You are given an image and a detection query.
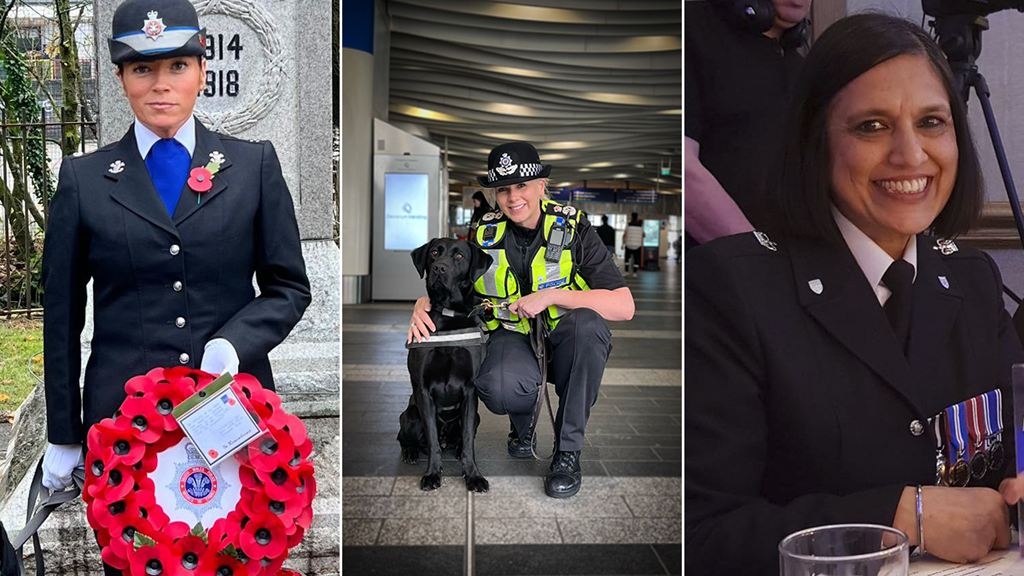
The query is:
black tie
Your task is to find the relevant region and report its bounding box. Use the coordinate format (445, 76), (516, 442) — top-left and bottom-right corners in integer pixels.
(882, 259), (914, 352)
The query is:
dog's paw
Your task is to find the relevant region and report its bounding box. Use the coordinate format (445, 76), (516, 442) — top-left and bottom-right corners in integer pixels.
(402, 448), (419, 465)
(420, 472), (443, 491)
(465, 475), (489, 493)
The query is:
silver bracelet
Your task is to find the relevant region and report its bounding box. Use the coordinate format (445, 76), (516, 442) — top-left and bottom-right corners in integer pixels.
(916, 485), (925, 556)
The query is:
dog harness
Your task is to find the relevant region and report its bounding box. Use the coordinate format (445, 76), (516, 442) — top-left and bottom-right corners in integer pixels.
(471, 200), (590, 334)
(404, 326), (488, 350)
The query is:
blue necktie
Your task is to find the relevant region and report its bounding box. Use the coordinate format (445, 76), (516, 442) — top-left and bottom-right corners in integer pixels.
(145, 138), (190, 216)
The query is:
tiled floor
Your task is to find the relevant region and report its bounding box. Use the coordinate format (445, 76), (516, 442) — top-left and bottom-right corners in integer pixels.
(342, 258), (682, 576)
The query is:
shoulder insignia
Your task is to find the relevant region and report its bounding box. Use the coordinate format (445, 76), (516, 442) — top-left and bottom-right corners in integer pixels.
(561, 205), (577, 217)
(934, 239), (958, 255)
(482, 212), (495, 223)
(753, 230), (777, 251)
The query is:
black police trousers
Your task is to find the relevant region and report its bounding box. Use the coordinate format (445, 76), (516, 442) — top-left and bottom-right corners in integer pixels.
(475, 308), (612, 452)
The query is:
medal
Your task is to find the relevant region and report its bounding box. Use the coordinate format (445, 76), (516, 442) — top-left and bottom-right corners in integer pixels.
(982, 390), (1006, 472)
(966, 397), (988, 480)
(931, 415), (947, 486)
(946, 403), (970, 487)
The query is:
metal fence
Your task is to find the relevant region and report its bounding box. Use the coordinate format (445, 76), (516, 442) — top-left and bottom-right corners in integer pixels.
(0, 107), (96, 318)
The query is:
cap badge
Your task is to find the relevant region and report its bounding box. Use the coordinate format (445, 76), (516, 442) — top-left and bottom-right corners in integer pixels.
(142, 11), (165, 40)
(808, 279), (823, 295)
(108, 160), (125, 174)
(495, 153), (517, 177)
(939, 276), (950, 289)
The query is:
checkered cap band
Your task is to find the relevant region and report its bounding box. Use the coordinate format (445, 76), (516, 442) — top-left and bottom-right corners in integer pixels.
(487, 163), (543, 183)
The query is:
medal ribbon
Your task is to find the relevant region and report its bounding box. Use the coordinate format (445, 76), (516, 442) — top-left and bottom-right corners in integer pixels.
(967, 397), (984, 458)
(946, 404), (967, 465)
(982, 389), (1003, 444)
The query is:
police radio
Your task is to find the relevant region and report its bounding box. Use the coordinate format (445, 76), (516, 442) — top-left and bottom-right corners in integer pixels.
(545, 219), (568, 262)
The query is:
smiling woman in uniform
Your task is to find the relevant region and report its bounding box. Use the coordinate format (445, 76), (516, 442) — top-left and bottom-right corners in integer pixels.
(686, 13), (1024, 574)
(40, 1), (310, 573)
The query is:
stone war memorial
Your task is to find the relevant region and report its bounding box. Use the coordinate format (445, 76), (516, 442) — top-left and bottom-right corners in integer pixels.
(0, 0), (339, 573)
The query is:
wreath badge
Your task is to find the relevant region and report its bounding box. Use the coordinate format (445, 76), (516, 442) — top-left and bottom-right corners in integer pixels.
(84, 367), (314, 576)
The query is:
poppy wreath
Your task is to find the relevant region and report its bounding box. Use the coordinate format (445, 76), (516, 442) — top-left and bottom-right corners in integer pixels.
(83, 367), (315, 576)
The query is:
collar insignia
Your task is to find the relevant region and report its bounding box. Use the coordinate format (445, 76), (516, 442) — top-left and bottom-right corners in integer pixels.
(934, 239), (958, 255)
(108, 160), (125, 174)
(142, 11), (165, 40)
(753, 230), (777, 251)
(939, 276), (950, 289)
(808, 279), (823, 295)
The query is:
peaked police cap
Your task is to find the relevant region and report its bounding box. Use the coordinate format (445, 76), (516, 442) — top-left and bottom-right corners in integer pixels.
(109, 0), (206, 65)
(477, 142), (552, 188)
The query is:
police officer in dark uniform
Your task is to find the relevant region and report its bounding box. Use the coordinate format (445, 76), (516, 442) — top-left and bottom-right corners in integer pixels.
(409, 143), (635, 498)
(40, 3), (310, 566)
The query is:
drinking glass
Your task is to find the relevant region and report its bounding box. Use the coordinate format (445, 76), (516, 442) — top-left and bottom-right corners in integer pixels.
(779, 523), (909, 576)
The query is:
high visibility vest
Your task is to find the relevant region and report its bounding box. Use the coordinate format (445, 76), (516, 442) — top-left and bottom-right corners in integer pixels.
(472, 200), (591, 334)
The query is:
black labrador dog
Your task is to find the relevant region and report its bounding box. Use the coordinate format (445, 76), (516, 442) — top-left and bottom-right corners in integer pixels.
(398, 238), (493, 492)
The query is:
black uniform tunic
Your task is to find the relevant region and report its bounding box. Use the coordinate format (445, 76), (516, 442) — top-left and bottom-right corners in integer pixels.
(42, 119), (311, 445)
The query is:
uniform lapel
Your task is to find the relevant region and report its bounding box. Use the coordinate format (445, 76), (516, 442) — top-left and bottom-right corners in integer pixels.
(106, 126), (178, 238)
(906, 236), (964, 376)
(172, 119), (231, 226)
(789, 236), (915, 399)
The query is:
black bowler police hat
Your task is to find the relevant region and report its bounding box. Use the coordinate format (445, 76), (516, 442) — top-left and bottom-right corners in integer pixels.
(109, 0), (206, 65)
(477, 142), (552, 188)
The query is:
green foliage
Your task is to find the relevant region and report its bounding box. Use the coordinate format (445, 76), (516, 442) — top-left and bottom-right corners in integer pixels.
(133, 532), (158, 551)
(0, 318), (42, 416)
(0, 40), (55, 206)
(191, 522), (209, 544)
(218, 543), (241, 559)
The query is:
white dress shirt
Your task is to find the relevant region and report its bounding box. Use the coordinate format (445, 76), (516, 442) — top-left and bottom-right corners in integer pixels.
(134, 114), (196, 160)
(832, 206), (917, 307)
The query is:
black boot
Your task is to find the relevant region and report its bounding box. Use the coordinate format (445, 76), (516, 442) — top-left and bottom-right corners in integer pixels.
(507, 419), (536, 458)
(545, 450), (581, 498)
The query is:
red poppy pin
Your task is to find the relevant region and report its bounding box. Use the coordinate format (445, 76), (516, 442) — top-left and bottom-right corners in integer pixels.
(188, 151), (224, 203)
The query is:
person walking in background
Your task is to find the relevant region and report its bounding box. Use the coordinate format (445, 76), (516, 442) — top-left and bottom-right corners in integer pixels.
(595, 215), (616, 260)
(622, 212), (644, 277)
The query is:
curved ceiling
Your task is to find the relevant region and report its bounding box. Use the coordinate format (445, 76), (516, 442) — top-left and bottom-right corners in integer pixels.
(386, 0), (682, 193)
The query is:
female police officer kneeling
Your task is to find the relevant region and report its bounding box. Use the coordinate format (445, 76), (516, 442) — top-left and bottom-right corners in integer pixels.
(40, 1), (310, 572)
(409, 142), (634, 498)
(686, 13), (1023, 574)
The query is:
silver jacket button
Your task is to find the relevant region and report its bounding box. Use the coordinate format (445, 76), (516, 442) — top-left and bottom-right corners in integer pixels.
(173, 281), (183, 292)
(175, 317), (186, 328)
(170, 244), (180, 255)
(179, 352), (190, 364)
(910, 420), (924, 437)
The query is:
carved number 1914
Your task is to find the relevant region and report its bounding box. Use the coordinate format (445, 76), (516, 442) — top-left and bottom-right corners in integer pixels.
(204, 32), (243, 98)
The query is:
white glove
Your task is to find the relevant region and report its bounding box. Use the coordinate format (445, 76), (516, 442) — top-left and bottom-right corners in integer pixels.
(200, 338), (239, 376)
(42, 442), (84, 491)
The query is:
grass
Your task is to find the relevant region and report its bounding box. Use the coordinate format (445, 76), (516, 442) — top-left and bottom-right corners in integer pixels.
(0, 317), (43, 417)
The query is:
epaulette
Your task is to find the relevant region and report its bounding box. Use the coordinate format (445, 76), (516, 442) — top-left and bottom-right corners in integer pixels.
(480, 209), (505, 223)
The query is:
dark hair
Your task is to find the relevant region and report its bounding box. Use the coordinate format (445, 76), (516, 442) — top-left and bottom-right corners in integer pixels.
(630, 212), (639, 223)
(771, 13), (983, 241)
(471, 191), (493, 224)
(602, 215), (609, 224)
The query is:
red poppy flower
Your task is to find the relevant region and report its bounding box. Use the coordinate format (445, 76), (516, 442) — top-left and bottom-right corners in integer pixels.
(293, 462), (316, 508)
(173, 534), (206, 576)
(190, 369), (216, 388)
(248, 389), (287, 429)
(241, 489), (302, 531)
(147, 378), (196, 431)
(128, 542), (176, 576)
(102, 543), (130, 570)
(106, 515), (158, 567)
(247, 429), (295, 473)
(232, 374), (263, 401)
(249, 554), (284, 576)
(286, 525), (304, 549)
(188, 167), (214, 193)
(89, 492), (142, 529)
(119, 396), (166, 444)
(87, 462), (136, 502)
(254, 465), (301, 503)
(238, 512), (287, 560)
(197, 548), (249, 576)
(96, 419), (146, 466)
(125, 374), (156, 396)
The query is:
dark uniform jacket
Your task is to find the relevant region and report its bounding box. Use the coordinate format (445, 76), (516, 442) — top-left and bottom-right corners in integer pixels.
(685, 231), (1022, 575)
(42, 120), (311, 445)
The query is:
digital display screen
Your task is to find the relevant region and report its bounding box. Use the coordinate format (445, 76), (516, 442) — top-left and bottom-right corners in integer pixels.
(643, 220), (660, 247)
(384, 173), (429, 250)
